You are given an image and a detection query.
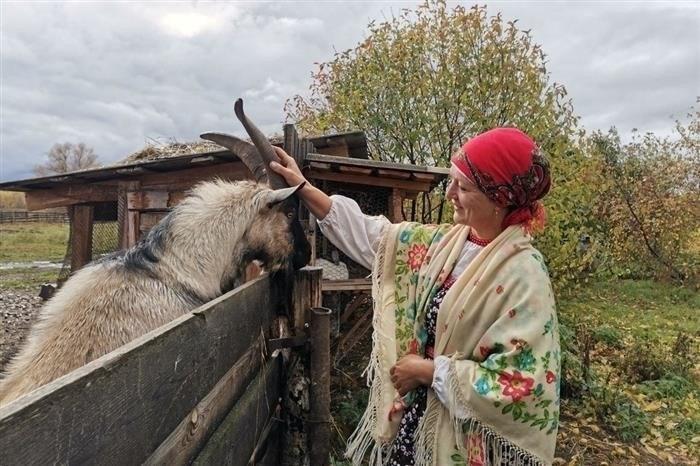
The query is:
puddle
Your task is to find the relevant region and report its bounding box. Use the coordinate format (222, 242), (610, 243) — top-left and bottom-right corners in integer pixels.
(0, 261), (63, 270)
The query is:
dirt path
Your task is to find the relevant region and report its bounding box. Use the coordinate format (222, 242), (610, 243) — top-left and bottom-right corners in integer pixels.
(0, 291), (43, 372)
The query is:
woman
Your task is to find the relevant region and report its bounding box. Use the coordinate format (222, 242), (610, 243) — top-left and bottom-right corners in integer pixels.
(270, 127), (560, 466)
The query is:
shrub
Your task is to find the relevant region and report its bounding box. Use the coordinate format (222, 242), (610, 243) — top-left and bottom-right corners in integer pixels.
(587, 379), (649, 442)
(622, 331), (697, 383)
(638, 376), (693, 399)
(592, 326), (624, 349)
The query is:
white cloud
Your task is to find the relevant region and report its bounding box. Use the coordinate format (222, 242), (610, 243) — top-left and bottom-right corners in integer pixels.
(0, 1), (698, 181)
(158, 12), (225, 38)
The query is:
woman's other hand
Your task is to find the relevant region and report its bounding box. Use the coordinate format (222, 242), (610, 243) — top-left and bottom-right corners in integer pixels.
(390, 354), (435, 396)
(270, 147), (307, 186)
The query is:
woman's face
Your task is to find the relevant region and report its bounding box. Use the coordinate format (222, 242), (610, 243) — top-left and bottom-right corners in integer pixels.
(446, 166), (504, 235)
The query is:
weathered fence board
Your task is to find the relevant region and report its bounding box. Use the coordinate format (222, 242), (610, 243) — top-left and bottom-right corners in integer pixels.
(145, 335), (266, 465)
(0, 275), (280, 465)
(192, 354), (283, 465)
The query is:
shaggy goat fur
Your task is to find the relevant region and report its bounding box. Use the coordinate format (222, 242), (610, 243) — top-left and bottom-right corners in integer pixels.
(0, 179), (305, 406)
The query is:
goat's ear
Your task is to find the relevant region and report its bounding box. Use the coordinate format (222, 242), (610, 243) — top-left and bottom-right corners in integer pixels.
(262, 182), (306, 208)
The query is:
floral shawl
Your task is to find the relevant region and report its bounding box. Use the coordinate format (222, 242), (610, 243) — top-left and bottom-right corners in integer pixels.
(345, 222), (560, 466)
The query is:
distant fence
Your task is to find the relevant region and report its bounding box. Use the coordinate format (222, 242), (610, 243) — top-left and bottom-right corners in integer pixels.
(0, 210), (69, 223)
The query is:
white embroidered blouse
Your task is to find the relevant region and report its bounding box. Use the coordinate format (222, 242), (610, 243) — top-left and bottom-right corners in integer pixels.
(317, 194), (483, 416)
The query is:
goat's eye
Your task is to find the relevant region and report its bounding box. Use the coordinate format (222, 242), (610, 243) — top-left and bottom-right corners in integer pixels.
(287, 211), (295, 219)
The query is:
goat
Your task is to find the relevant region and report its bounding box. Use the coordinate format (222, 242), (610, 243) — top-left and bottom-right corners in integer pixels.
(0, 99), (311, 406)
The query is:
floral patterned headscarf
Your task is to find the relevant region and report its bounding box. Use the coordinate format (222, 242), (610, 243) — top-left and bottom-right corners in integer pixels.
(451, 128), (551, 232)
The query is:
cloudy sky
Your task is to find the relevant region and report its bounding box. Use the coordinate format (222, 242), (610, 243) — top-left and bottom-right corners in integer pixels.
(1, 1), (698, 182)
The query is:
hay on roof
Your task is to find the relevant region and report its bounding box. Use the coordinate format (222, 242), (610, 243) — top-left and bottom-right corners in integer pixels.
(116, 134), (284, 166)
(117, 139), (224, 165)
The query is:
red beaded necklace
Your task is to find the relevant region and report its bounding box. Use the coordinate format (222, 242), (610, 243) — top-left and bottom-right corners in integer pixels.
(468, 230), (492, 247)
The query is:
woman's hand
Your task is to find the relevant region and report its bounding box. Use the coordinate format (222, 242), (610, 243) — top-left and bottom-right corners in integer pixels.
(390, 354), (435, 396)
(269, 146), (332, 220)
(270, 147), (307, 186)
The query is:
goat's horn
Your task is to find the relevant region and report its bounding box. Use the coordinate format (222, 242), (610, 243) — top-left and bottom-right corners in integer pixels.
(200, 132), (268, 183)
(233, 98), (288, 190)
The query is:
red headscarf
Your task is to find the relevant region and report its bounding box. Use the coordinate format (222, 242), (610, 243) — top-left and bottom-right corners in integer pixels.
(451, 127), (551, 232)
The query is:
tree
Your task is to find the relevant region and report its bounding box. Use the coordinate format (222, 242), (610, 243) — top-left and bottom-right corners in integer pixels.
(287, 0), (596, 286)
(590, 107), (700, 284)
(286, 0), (578, 167)
(34, 142), (100, 177)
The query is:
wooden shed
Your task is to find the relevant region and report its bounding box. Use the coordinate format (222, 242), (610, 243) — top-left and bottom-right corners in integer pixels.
(0, 124), (450, 464)
(0, 125), (448, 279)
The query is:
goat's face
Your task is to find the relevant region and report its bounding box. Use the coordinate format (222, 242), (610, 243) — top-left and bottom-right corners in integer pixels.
(200, 98), (312, 272)
(245, 185), (311, 272)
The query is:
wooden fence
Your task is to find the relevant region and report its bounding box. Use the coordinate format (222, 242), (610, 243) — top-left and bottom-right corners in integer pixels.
(0, 210), (69, 223)
(0, 271), (323, 465)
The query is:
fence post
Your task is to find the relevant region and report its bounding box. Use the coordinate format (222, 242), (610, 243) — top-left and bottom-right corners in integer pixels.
(283, 266), (322, 465)
(69, 205), (94, 271)
(309, 306), (331, 466)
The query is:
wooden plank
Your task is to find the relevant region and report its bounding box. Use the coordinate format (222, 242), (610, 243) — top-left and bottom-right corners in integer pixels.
(137, 163), (251, 189)
(69, 204), (94, 271)
(389, 188), (405, 222)
(119, 181), (141, 248)
(308, 161), (332, 171)
(0, 276), (280, 466)
(378, 168), (411, 180)
(306, 170), (433, 192)
(169, 191), (186, 206)
(412, 172), (436, 181)
(127, 190), (169, 210)
(306, 152), (450, 175)
(321, 278), (372, 292)
(192, 355), (283, 466)
(25, 184), (118, 210)
(292, 266), (323, 333)
(338, 165), (373, 176)
(144, 335), (266, 466)
(139, 212), (168, 233)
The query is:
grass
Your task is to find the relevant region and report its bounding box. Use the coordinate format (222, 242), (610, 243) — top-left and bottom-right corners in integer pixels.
(0, 222), (69, 262)
(557, 278), (699, 463)
(0, 267), (61, 291)
(559, 279), (700, 344)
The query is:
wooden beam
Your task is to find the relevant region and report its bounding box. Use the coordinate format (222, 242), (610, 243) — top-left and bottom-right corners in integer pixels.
(118, 181), (140, 249)
(337, 165), (372, 176)
(389, 188), (405, 222)
(69, 205), (94, 271)
(138, 163), (250, 189)
(291, 266), (323, 334)
(0, 276), (280, 466)
(25, 184), (117, 210)
(378, 168), (411, 180)
(308, 161), (332, 171)
(321, 278), (372, 292)
(306, 169), (433, 192)
(412, 172), (436, 182)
